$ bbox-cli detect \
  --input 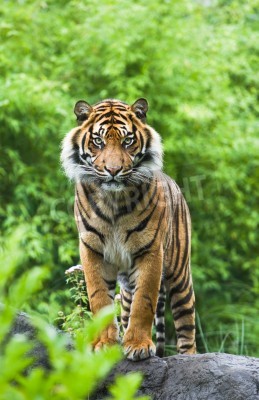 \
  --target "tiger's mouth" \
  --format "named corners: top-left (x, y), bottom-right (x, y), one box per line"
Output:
top-left (99, 169), bottom-right (131, 191)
